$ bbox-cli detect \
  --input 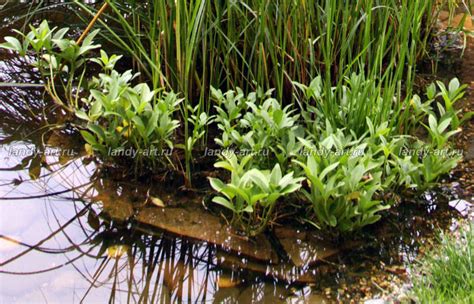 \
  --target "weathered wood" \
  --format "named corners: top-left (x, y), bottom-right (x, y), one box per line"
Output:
top-left (274, 227), bottom-right (339, 267)
top-left (137, 206), bottom-right (279, 263)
